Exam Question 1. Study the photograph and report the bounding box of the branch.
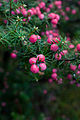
[59,57,77,61]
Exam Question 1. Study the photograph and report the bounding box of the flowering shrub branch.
[0,0,80,85]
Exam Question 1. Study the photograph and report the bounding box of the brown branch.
[59,57,77,61]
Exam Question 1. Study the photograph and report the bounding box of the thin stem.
[10,0,12,16]
[60,57,76,61]
[27,27,38,38]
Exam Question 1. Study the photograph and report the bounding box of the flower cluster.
[50,68,63,84]
[29,54,47,73]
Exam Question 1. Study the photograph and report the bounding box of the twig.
[59,57,76,61]
[10,0,12,16]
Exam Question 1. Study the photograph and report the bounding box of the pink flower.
[10,53,17,59]
[70,80,76,85]
[29,57,37,64]
[27,9,33,15]
[65,16,69,21]
[30,64,39,73]
[76,83,80,87]
[43,89,47,94]
[76,71,80,75]
[70,64,77,71]
[23,18,26,22]
[54,1,62,6]
[62,50,68,55]
[48,13,56,19]
[45,8,50,13]
[76,44,80,52]
[21,8,27,16]
[72,9,76,14]
[39,63,47,71]
[61,50,68,56]
[49,30,53,34]
[65,7,70,12]
[41,32,45,36]
[36,7,41,15]
[55,53,62,60]
[48,4,53,9]
[4,20,7,24]
[37,54,45,62]
[39,2,45,9]
[51,73,57,80]
[52,32,58,37]
[31,8,36,15]
[48,78,53,83]
[29,34,37,43]
[16,9,20,14]
[51,44,59,52]
[56,14,60,21]
[51,19,58,24]
[37,35,41,39]
[0,3,2,7]
[38,14,44,20]
[57,5,62,9]
[11,11,15,15]
[47,37,53,44]
[66,36,71,41]
[58,78,63,84]
[52,69,57,73]
[67,74,72,80]
[46,30,49,36]
[61,11,66,16]
[69,44,74,49]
